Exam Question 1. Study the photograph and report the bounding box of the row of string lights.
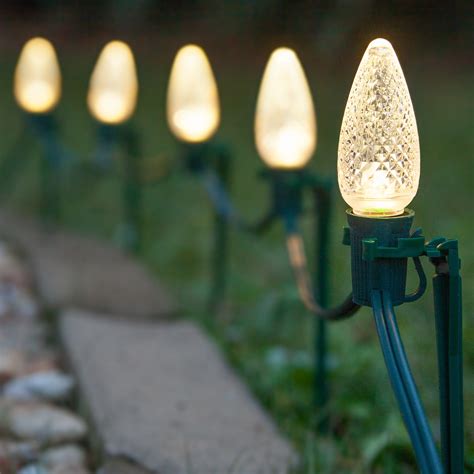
[14,36,419,217]
[14,38,317,169]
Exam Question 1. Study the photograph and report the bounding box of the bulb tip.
[105,40,131,52]
[29,36,47,43]
[25,37,53,50]
[367,37,393,51]
[368,38,392,48]
[271,47,297,62]
[179,44,205,55]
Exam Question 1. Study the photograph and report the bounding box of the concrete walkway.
[0,210,176,319]
[61,310,297,474]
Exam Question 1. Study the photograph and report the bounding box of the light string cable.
[282,210,360,321]
[372,289,444,474]
[199,163,279,235]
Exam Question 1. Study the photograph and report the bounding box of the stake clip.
[361,235,425,261]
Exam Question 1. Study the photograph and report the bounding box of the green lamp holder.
[343,209,463,474]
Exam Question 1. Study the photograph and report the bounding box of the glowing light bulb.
[14,37,61,114]
[167,44,220,143]
[338,38,420,217]
[255,47,316,169]
[88,41,138,125]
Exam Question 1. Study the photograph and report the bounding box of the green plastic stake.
[208,145,230,312]
[180,141,231,312]
[120,126,143,254]
[433,271,450,471]
[436,240,464,474]
[40,146,61,223]
[32,114,62,223]
[447,254,463,474]
[313,184,331,433]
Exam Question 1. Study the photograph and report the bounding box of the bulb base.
[266,170,305,222]
[346,209,415,306]
[181,141,210,173]
[352,208,405,217]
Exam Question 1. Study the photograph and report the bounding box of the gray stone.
[40,444,87,469]
[3,401,88,443]
[18,465,47,474]
[0,210,177,319]
[61,310,297,474]
[3,370,75,401]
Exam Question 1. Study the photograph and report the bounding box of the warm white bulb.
[14,37,61,114]
[167,45,220,143]
[338,38,420,217]
[88,41,138,125]
[255,47,316,169]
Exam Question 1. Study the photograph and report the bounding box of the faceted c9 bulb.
[167,44,220,143]
[14,37,61,114]
[338,38,420,217]
[255,48,316,169]
[87,41,138,125]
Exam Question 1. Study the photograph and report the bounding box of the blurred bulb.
[88,41,138,125]
[338,38,420,217]
[255,47,316,169]
[167,44,220,143]
[14,37,61,114]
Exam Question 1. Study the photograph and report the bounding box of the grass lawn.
[0,49,472,473]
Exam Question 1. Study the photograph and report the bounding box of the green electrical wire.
[371,290,432,473]
[382,291,444,474]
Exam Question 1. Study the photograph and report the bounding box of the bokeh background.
[0,1,472,472]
